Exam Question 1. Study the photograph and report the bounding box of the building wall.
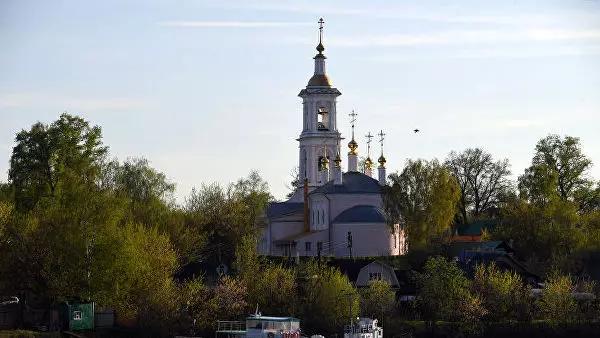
[332,222,398,257]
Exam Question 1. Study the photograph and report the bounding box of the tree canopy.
[382,159,460,249]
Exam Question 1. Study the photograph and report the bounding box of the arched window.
[317,107,329,131]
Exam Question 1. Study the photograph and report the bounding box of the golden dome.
[378,155,387,168]
[348,139,358,155]
[307,74,332,87]
[365,157,373,170]
[334,154,342,168]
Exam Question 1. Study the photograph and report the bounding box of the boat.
[343,317,383,338]
[216,311,301,338]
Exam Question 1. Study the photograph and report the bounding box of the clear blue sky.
[1,0,599,202]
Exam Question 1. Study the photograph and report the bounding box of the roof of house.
[444,240,505,257]
[267,202,304,218]
[455,219,498,236]
[332,205,386,223]
[310,172,382,195]
[327,259,374,282]
[273,231,323,244]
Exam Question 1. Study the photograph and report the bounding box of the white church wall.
[309,194,329,231]
[295,231,329,257]
[332,223,397,257]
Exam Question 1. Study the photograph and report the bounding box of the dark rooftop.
[332,205,386,224]
[311,171,382,195]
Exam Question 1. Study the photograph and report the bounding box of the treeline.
[2,114,600,336]
[382,134,600,274]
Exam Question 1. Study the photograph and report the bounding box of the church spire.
[347,110,359,172]
[316,18,325,55]
[378,130,387,185]
[365,132,374,177]
[307,18,332,87]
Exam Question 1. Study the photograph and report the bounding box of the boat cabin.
[246,315,300,338]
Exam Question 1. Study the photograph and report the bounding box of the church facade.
[258,20,406,258]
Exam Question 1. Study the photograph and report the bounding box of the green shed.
[61,301,95,331]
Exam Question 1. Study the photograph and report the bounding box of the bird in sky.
[414,129,420,133]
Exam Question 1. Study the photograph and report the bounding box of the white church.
[258,20,406,258]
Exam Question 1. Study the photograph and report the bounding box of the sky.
[1,0,599,202]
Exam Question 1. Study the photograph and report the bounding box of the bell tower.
[298,18,342,189]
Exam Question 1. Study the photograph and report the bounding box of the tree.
[185,171,271,264]
[359,279,396,321]
[9,113,107,211]
[415,257,486,326]
[445,148,512,223]
[285,166,300,199]
[300,260,359,334]
[472,263,532,321]
[499,198,587,268]
[537,272,576,324]
[518,134,599,211]
[382,159,460,249]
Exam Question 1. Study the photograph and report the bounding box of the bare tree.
[445,148,512,223]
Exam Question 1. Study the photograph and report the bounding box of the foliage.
[9,113,107,212]
[445,148,512,223]
[537,272,577,324]
[299,260,359,334]
[499,198,587,267]
[185,171,271,264]
[472,263,533,321]
[285,166,300,199]
[415,257,486,324]
[382,159,460,249]
[213,276,248,320]
[518,134,599,211]
[359,279,396,320]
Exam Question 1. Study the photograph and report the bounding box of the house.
[449,220,498,242]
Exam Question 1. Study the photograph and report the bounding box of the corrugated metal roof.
[456,219,498,236]
[332,205,386,223]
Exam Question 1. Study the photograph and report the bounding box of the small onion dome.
[378,155,387,168]
[365,157,373,170]
[321,156,330,169]
[348,139,358,155]
[334,154,342,168]
[316,42,325,54]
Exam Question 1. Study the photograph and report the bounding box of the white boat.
[343,318,383,338]
[216,313,301,338]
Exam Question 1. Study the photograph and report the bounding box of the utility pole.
[347,231,353,259]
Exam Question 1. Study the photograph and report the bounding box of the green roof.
[456,220,497,236]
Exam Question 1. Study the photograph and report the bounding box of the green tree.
[518,134,599,211]
[472,263,532,321]
[445,148,512,223]
[382,159,460,249]
[9,114,107,211]
[537,272,576,324]
[499,198,586,268]
[359,279,396,322]
[300,260,359,334]
[415,257,486,324]
[185,171,271,264]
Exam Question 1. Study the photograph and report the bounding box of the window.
[394,234,397,248]
[317,107,329,130]
[317,241,323,252]
[305,241,312,252]
[369,272,382,281]
[73,311,82,320]
[321,210,325,223]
